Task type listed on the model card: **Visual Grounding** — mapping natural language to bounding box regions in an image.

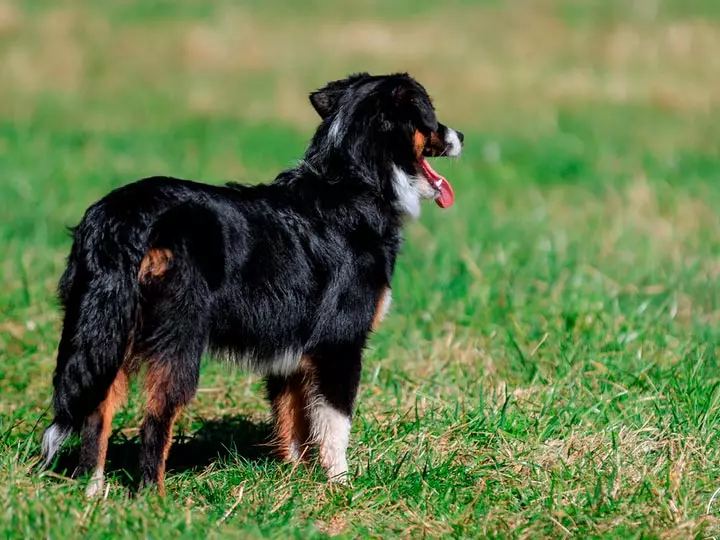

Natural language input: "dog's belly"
[229,349,302,377]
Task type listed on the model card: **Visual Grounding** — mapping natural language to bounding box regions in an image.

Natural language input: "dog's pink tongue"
[421,158,455,209]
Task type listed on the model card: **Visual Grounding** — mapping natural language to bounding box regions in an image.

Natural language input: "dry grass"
[1,0,720,537]
[1,1,719,127]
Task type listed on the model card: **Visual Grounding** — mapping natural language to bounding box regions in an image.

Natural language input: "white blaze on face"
[309,400,351,483]
[444,128,462,157]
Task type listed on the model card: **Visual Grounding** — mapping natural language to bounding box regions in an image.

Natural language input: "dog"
[40,72,463,496]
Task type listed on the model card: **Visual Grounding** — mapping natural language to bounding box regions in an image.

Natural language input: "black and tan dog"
[41,72,463,496]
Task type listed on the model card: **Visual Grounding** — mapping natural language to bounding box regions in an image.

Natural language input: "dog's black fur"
[41,72,463,493]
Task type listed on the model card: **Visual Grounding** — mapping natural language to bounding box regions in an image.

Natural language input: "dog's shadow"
[54,415,274,489]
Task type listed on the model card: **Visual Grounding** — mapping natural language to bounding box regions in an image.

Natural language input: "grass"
[1,0,720,537]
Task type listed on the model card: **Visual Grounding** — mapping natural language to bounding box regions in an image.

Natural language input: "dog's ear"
[310,73,370,119]
[309,85,344,119]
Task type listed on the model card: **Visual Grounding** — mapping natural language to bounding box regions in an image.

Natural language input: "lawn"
[1,0,720,537]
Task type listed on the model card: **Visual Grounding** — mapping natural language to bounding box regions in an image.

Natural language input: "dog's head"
[309,73,463,218]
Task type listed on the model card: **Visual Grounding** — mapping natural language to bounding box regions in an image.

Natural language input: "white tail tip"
[41,423,71,468]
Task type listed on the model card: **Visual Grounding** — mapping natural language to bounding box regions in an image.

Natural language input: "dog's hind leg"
[139,354,201,496]
[135,257,207,496]
[133,206,221,495]
[304,345,363,483]
[267,369,311,463]
[77,367,129,497]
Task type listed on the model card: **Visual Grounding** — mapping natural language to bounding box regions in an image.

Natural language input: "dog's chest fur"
[220,287,394,377]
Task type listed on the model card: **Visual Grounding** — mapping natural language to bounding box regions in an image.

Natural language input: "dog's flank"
[41,72,463,494]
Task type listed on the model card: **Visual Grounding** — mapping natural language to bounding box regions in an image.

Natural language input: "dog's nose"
[456,130,465,144]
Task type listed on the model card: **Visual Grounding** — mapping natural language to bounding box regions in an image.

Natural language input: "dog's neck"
[297,128,415,217]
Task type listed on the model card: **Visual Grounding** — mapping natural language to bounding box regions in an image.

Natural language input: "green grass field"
[2,0,720,537]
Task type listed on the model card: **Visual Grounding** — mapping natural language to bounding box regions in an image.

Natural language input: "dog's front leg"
[267,372,311,463]
[304,346,362,483]
[311,401,352,482]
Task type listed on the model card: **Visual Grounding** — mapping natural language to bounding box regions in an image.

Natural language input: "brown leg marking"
[140,361,182,496]
[154,409,180,498]
[138,248,173,283]
[372,286,392,331]
[272,369,311,463]
[144,361,174,417]
[98,369,129,462]
[78,368,129,496]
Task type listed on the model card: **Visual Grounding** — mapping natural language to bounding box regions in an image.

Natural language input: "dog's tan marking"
[372,287,392,331]
[413,130,426,159]
[144,361,174,417]
[99,369,129,460]
[272,371,311,463]
[138,248,173,282]
[427,131,445,155]
[155,409,180,497]
[83,367,129,497]
[143,361,180,496]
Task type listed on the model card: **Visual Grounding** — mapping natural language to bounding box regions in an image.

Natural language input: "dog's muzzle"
[422,124,464,158]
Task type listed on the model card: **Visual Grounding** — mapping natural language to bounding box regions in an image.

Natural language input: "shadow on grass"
[52,414,274,490]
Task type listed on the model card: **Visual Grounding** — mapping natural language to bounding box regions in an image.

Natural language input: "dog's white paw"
[325,461,349,484]
[84,467,105,498]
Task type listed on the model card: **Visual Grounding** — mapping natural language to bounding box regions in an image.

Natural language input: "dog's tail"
[42,202,145,468]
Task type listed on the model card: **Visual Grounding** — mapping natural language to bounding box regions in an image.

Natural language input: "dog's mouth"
[419,157,455,209]
[413,127,462,209]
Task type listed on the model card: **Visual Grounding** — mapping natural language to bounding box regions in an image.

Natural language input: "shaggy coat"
[41,72,464,495]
